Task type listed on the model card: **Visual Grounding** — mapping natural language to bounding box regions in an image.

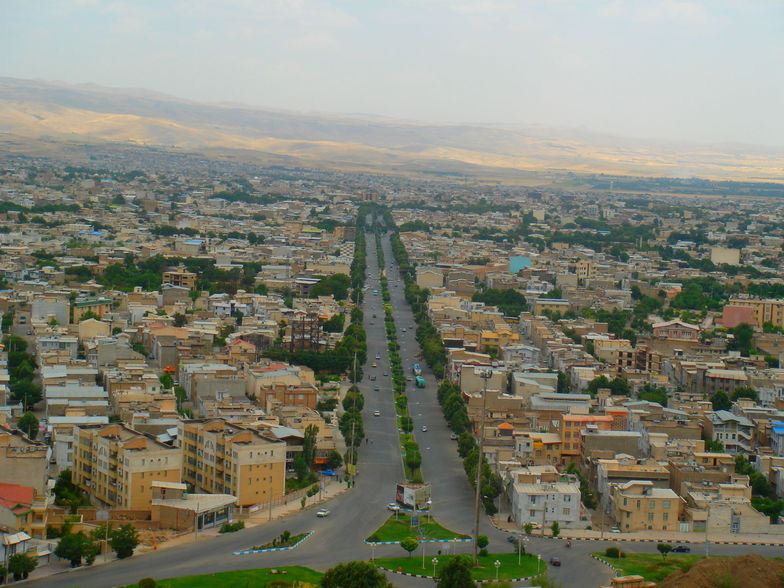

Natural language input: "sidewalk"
[23,479,352,584]
[490,515,784,546]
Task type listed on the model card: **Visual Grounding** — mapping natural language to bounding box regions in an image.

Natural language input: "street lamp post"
[537,554,541,575]
[494,559,501,581]
[473,369,492,566]
[432,557,438,580]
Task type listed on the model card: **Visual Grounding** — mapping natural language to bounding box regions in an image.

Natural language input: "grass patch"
[376,552,543,581]
[123,566,322,587]
[595,552,708,583]
[367,513,470,542]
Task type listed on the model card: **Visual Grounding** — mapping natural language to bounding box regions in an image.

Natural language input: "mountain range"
[1,77,782,183]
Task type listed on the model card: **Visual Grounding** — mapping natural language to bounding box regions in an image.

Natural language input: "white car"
[387,503,401,512]
[421,425,428,432]
[374,410,381,417]
[317,509,330,517]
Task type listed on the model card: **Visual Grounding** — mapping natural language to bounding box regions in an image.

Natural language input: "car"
[672,545,691,553]
[450,433,458,440]
[387,503,401,512]
[421,425,428,432]
[374,386,380,391]
[610,527,621,534]
[374,410,381,417]
[402,328,406,332]
[316,509,330,517]
[549,557,561,567]
[383,372,388,377]
[375,354,381,360]
[370,375,376,381]
[372,363,377,368]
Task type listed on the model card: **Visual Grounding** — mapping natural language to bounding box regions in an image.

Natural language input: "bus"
[412,363,422,376]
[415,376,425,388]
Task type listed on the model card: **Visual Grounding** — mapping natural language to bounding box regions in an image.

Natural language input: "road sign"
[411,515,419,527]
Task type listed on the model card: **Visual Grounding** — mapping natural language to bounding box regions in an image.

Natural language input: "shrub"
[477,534,489,549]
[479,548,489,557]
[605,547,620,558]
[138,578,156,588]
[219,520,245,533]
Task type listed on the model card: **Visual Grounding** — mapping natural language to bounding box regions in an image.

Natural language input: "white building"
[510,481,581,528]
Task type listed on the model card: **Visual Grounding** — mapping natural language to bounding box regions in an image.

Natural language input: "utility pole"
[473,369,492,566]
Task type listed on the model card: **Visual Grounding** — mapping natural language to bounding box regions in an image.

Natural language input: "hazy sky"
[2,0,783,145]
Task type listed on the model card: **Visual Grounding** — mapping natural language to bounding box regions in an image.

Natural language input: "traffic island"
[232,530,314,555]
[375,552,544,583]
[593,552,711,584]
[366,513,470,543]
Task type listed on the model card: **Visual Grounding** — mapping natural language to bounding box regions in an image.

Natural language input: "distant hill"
[1,77,783,182]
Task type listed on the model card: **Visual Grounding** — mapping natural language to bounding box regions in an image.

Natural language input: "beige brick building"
[73,424,182,510]
[179,419,286,508]
[611,480,684,532]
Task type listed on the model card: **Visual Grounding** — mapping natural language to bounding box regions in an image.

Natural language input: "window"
[649,500,655,509]
[636,500,641,508]
[662,500,671,509]
[648,513,654,522]
[623,497,627,506]
[663,512,669,521]
[563,508,570,516]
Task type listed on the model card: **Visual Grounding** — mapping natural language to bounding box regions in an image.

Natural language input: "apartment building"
[561,414,614,460]
[727,297,784,329]
[611,480,684,532]
[179,419,286,507]
[704,410,754,454]
[510,481,581,528]
[0,426,48,494]
[162,270,197,290]
[73,423,182,510]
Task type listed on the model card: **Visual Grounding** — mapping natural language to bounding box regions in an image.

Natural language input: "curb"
[492,522,784,548]
[365,538,473,546]
[232,530,314,556]
[376,565,539,584]
[592,553,621,575]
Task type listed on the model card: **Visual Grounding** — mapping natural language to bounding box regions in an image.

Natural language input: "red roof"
[498,422,515,430]
[0,483,34,514]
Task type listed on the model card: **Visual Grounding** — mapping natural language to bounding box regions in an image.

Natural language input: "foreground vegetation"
[375,552,543,582]
[123,566,323,588]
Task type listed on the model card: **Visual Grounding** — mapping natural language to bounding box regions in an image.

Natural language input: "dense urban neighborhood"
[2,155,784,587]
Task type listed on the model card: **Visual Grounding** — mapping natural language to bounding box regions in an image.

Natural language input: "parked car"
[450,433,458,440]
[610,527,621,533]
[387,503,401,512]
[316,509,330,517]
[672,545,691,553]
[549,557,561,566]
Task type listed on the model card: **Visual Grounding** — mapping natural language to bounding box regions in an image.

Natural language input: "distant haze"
[1,1,783,147]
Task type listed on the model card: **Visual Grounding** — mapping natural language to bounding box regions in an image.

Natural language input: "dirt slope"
[657,554,784,588]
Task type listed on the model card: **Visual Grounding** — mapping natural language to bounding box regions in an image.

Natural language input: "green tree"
[159,373,174,389]
[657,543,672,560]
[728,323,755,356]
[79,310,100,322]
[18,411,39,440]
[711,390,732,411]
[731,386,758,403]
[173,313,187,327]
[302,424,319,469]
[325,449,342,470]
[8,552,37,580]
[55,530,99,567]
[551,520,560,538]
[477,534,489,549]
[110,524,140,559]
[436,555,476,588]
[400,536,419,558]
[321,560,393,588]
